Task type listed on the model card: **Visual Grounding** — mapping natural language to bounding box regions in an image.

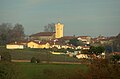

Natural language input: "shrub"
[0,48,11,62]
[36,58,41,63]
[85,59,120,79]
[30,57,37,63]
[30,57,41,63]
[111,55,120,64]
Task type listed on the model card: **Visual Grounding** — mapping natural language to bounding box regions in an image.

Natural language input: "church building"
[29,22,64,40]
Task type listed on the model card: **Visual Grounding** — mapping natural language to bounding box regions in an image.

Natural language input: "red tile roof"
[112,52,120,55]
[49,41,64,45]
[7,42,24,45]
[30,32,55,37]
[77,36,90,39]
[59,36,76,40]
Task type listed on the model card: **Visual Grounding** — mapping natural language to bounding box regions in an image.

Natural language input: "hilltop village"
[6,22,120,59]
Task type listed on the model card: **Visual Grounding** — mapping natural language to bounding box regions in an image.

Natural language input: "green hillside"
[10,49,80,62]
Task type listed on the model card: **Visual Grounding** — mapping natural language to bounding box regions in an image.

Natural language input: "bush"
[87,59,120,79]
[36,58,41,63]
[30,57,41,63]
[111,55,120,64]
[30,57,37,63]
[0,48,11,62]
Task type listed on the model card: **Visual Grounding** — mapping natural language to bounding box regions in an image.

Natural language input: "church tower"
[55,22,64,38]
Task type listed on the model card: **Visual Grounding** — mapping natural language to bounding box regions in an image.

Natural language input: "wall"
[6,45,24,49]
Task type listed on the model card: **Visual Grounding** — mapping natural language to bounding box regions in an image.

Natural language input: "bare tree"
[11,23,25,41]
[0,23,13,45]
[44,23,55,32]
[0,23,25,45]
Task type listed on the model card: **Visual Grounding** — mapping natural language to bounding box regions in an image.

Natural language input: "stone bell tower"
[55,21,64,38]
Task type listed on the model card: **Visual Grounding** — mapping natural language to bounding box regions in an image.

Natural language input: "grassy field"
[16,62,88,79]
[8,49,88,79]
[10,49,81,62]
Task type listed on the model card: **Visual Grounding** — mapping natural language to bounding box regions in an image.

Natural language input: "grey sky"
[0,0,120,37]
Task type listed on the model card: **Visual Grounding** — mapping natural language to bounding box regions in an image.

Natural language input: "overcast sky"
[0,0,120,37]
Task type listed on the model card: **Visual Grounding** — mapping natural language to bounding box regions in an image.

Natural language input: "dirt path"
[12,60,30,62]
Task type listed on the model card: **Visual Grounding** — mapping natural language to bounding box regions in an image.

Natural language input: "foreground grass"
[16,62,88,79]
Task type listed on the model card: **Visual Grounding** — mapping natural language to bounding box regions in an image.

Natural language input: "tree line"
[0,23,25,45]
[0,22,56,45]
[112,33,120,52]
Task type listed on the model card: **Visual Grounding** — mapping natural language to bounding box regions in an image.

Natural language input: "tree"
[11,23,25,41]
[66,48,75,52]
[96,46,105,54]
[0,23,25,45]
[111,55,120,64]
[89,46,96,54]
[89,46,105,55]
[0,23,12,45]
[0,34,7,45]
[112,33,120,52]
[44,23,55,32]
[69,38,84,47]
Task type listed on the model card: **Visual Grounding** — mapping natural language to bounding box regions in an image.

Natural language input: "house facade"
[27,41,50,49]
[77,36,91,44]
[6,44,24,49]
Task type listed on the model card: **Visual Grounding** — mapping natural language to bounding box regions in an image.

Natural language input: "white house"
[76,54,88,59]
[6,44,24,49]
